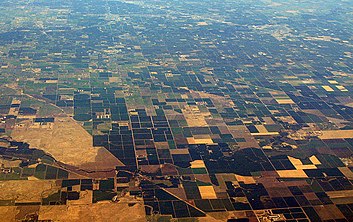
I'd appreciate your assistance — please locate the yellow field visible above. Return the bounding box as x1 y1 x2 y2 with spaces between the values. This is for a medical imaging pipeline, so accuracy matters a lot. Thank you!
276 98 295 104
322 85 334 92
198 186 217 199
277 170 308 178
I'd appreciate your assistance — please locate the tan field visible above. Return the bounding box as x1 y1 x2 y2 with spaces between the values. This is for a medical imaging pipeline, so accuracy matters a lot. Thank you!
235 175 256 184
182 105 209 127
0 180 60 203
38 201 146 222
0 201 146 222
319 130 353 139
339 167 353 179
11 117 123 171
